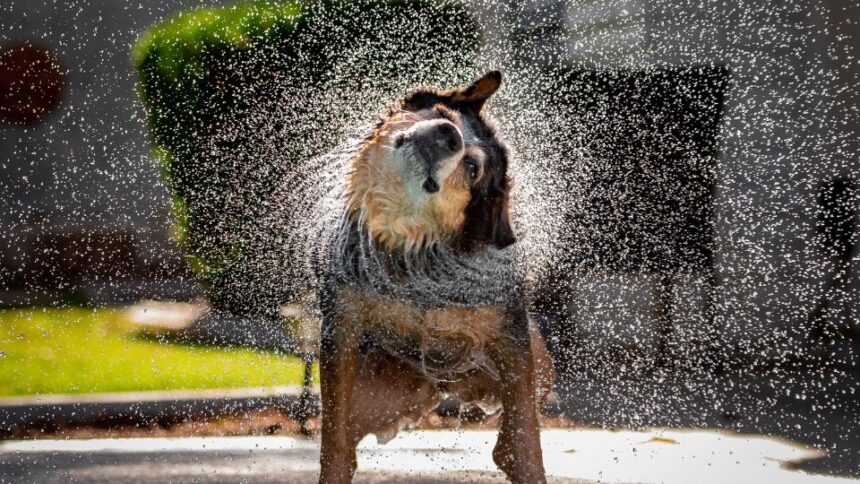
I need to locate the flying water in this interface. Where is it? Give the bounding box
[1,0,858,471]
[179,0,860,378]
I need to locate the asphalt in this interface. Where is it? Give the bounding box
[0,428,852,483]
[0,386,315,432]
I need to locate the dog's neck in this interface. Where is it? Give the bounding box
[329,214,523,308]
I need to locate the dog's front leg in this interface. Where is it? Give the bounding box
[488,311,547,484]
[319,314,361,484]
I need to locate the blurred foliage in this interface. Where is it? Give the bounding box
[133,0,480,315]
[0,308,310,396]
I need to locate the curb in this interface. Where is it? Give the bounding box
[0,386,320,432]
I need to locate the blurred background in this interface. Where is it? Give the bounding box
[0,0,858,480]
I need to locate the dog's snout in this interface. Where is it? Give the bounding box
[407,120,463,164]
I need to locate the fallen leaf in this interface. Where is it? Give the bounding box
[641,436,679,445]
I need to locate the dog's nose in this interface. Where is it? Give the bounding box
[410,119,463,164]
[435,122,462,153]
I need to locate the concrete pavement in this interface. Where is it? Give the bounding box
[0,428,850,483]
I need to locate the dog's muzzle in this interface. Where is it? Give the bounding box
[400,119,463,193]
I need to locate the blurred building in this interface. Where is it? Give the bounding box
[0,1,228,305]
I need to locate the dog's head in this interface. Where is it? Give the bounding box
[347,71,515,253]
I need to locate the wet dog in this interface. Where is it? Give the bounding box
[318,71,554,483]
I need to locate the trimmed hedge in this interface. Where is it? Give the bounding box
[134,0,481,315]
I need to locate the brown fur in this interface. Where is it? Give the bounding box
[346,111,473,252]
[339,288,504,348]
[319,72,553,484]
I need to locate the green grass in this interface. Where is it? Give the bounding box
[0,307,309,397]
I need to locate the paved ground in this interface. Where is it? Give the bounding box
[554,368,860,478]
[1,428,852,483]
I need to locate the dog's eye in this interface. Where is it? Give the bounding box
[465,159,479,180]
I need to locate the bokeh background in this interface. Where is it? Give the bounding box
[1,0,858,479]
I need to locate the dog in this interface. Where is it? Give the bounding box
[318,71,554,483]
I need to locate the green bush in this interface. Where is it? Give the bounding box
[134,0,480,315]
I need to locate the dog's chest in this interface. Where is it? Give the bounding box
[338,288,504,374]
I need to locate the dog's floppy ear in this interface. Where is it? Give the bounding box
[454,70,502,111]
[459,189,516,252]
[492,194,516,249]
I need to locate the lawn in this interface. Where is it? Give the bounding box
[0,307,308,397]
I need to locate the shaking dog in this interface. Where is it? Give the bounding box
[318,71,554,483]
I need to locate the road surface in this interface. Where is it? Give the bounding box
[1,428,849,483]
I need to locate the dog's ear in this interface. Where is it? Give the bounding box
[458,190,516,252]
[454,71,502,111]
[492,195,516,249]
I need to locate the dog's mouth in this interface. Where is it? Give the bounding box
[394,132,409,148]
[421,177,440,193]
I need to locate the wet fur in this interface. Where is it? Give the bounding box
[346,130,472,252]
[319,72,553,484]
